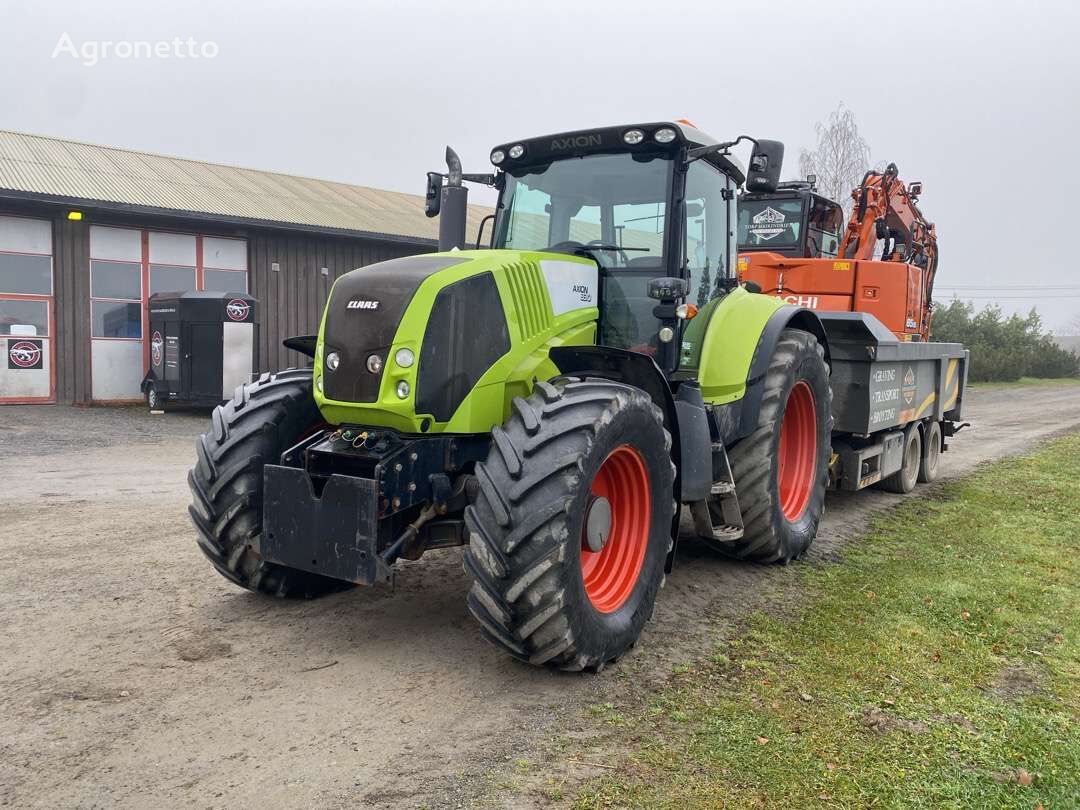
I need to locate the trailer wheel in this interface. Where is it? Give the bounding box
[880,423,922,493]
[716,329,832,564]
[463,378,675,671]
[917,421,942,484]
[187,369,351,598]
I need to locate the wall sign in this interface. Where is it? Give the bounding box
[8,338,43,370]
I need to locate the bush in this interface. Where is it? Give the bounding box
[930,299,1080,382]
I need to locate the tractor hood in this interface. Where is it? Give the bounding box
[319,254,469,404]
[313,249,600,434]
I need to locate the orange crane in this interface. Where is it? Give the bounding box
[737,163,938,341]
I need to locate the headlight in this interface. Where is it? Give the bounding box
[508,143,525,159]
[366,354,383,374]
[325,351,340,371]
[315,375,323,393]
[658,326,675,343]
[623,129,645,145]
[654,127,677,144]
[394,348,414,368]
[396,380,411,399]
[490,149,505,165]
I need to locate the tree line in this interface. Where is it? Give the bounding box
[930,299,1079,382]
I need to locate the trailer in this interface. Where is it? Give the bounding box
[141,290,258,410]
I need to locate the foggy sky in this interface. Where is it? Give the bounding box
[3,0,1078,330]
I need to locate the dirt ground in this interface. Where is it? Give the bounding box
[1,384,1078,809]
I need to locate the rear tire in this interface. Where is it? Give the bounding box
[713,329,832,563]
[880,423,922,493]
[918,421,942,483]
[463,378,675,671]
[187,369,351,598]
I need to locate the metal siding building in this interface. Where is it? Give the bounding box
[0,131,489,404]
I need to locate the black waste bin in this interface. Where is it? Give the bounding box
[141,291,258,410]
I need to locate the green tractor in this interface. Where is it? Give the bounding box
[189,122,836,671]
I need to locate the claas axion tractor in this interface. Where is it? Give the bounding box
[188,122,968,671]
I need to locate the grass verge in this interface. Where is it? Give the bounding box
[970,376,1080,389]
[574,435,1080,808]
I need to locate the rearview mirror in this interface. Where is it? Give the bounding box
[424,172,443,218]
[746,139,785,194]
[685,202,704,218]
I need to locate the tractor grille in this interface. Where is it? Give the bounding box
[503,260,553,340]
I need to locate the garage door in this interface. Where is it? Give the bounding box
[0,215,54,403]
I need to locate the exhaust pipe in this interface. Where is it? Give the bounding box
[438,146,468,252]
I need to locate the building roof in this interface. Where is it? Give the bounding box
[0,130,493,244]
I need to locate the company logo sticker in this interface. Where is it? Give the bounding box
[8,339,43,369]
[902,366,917,406]
[347,299,380,310]
[151,331,164,366]
[225,299,250,321]
[748,206,787,241]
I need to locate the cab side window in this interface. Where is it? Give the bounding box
[684,161,735,309]
[807,198,844,258]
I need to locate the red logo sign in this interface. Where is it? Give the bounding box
[8,340,42,369]
[151,331,163,366]
[225,299,250,322]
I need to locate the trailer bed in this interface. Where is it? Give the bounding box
[819,312,968,490]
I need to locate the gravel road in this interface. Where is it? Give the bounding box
[1,383,1077,809]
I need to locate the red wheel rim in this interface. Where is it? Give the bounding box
[777,380,817,521]
[580,445,651,614]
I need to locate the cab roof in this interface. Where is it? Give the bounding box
[491,121,746,185]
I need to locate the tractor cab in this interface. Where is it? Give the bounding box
[739,182,845,259]
[483,123,747,366]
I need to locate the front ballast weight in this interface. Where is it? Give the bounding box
[261,425,487,586]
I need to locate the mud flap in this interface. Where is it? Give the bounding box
[261,465,391,585]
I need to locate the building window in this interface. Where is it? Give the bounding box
[203,268,247,293]
[202,235,247,292]
[89,225,143,344]
[0,253,52,296]
[0,298,48,336]
[149,264,197,294]
[90,260,141,299]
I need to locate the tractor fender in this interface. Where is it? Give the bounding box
[548,345,707,502]
[731,305,830,441]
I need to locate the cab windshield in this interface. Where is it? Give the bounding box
[494,151,672,270]
[494,152,672,352]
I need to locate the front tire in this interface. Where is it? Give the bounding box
[713,329,833,563]
[187,369,350,598]
[463,379,676,671]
